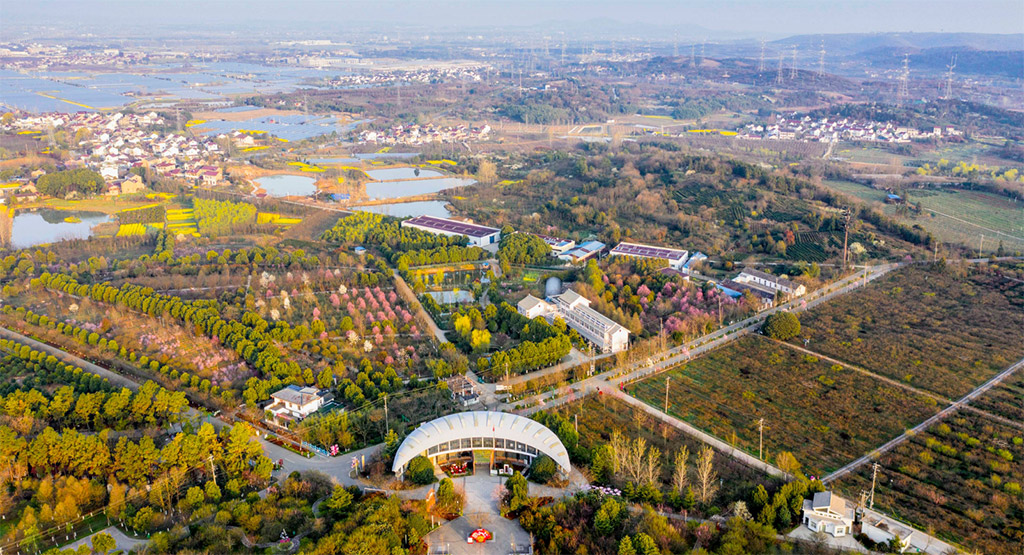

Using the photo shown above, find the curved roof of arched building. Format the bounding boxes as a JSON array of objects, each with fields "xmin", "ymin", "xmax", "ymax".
[{"xmin": 391, "ymin": 411, "xmax": 571, "ymax": 474}]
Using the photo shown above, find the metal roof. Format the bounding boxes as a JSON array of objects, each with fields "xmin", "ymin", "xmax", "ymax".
[
  {"xmin": 402, "ymin": 215, "xmax": 499, "ymax": 238},
  {"xmin": 610, "ymin": 241, "xmax": 688, "ymax": 262},
  {"xmin": 391, "ymin": 411, "xmax": 571, "ymax": 474}
]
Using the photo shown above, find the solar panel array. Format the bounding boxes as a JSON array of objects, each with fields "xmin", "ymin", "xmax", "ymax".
[
  {"xmin": 404, "ymin": 215, "xmax": 499, "ymax": 238},
  {"xmin": 610, "ymin": 242, "xmax": 687, "ymax": 261}
]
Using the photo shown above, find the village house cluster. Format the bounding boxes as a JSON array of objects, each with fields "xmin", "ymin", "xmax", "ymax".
[
  {"xmin": 318, "ymin": 64, "xmax": 487, "ymax": 86},
  {"xmin": 2, "ymin": 111, "xmax": 224, "ymax": 194},
  {"xmin": 358, "ymin": 122, "xmax": 491, "ymax": 145},
  {"xmin": 738, "ymin": 114, "xmax": 961, "ymax": 143},
  {"xmin": 0, "ymin": 43, "xmax": 147, "ymax": 69}
]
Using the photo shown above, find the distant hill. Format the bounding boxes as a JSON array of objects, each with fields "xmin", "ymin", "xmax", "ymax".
[
  {"xmin": 858, "ymin": 46, "xmax": 1024, "ymax": 79},
  {"xmin": 774, "ymin": 32, "xmax": 1024, "ymax": 53}
]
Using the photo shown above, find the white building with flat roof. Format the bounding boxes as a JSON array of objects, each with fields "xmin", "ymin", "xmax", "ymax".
[
  {"xmin": 609, "ymin": 242, "xmax": 689, "ymax": 270},
  {"xmin": 267, "ymin": 385, "xmax": 328, "ymax": 422},
  {"xmin": 801, "ymin": 492, "xmax": 854, "ymax": 538},
  {"xmin": 517, "ymin": 289, "xmax": 629, "ymax": 353},
  {"xmin": 401, "ymin": 215, "xmax": 500, "ymax": 247},
  {"xmin": 735, "ymin": 268, "xmax": 806, "ymax": 296}
]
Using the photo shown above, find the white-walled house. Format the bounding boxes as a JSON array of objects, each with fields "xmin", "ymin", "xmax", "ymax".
[
  {"xmin": 801, "ymin": 492, "xmax": 854, "ymax": 538},
  {"xmin": 266, "ymin": 385, "xmax": 329, "ymax": 422}
]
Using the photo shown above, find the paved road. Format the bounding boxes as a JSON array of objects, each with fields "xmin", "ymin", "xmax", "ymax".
[
  {"xmin": 0, "ymin": 325, "xmax": 141, "ymax": 391},
  {"xmin": 824, "ymin": 354, "xmax": 1024, "ymax": 484},
  {"xmin": 62, "ymin": 525, "xmax": 149, "ymax": 554},
  {"xmin": 516, "ymin": 263, "xmax": 900, "ymax": 415}
]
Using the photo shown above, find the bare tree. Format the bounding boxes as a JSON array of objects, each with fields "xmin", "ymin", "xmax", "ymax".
[
  {"xmin": 671, "ymin": 446, "xmax": 690, "ymax": 495},
  {"xmin": 695, "ymin": 445, "xmax": 719, "ymax": 504}
]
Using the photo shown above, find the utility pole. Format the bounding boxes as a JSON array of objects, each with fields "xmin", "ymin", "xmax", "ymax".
[
  {"xmin": 869, "ymin": 462, "xmax": 880, "ymax": 509},
  {"xmin": 574, "ymin": 414, "xmax": 578, "ymax": 434},
  {"xmin": 758, "ymin": 418, "xmax": 764, "ymax": 461},
  {"xmin": 208, "ymin": 454, "xmax": 217, "ymax": 483},
  {"xmin": 664, "ymin": 376, "xmax": 671, "ymax": 414},
  {"xmin": 384, "ymin": 393, "xmax": 389, "ymax": 435},
  {"xmin": 978, "ymin": 234, "xmax": 984, "ymax": 258}
]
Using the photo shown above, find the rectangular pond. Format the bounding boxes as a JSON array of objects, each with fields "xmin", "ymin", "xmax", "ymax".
[
  {"xmin": 365, "ymin": 167, "xmax": 445, "ymax": 181},
  {"xmin": 255, "ymin": 175, "xmax": 317, "ymax": 197},
  {"xmin": 364, "ymin": 177, "xmax": 475, "ymax": 200},
  {"xmin": 355, "ymin": 200, "xmax": 452, "ymax": 218}
]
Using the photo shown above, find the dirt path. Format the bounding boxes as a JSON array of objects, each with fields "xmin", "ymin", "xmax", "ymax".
[{"xmin": 393, "ymin": 270, "xmax": 446, "ymax": 343}]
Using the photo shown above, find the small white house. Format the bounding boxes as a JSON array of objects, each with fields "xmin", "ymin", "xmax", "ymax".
[
  {"xmin": 736, "ymin": 268, "xmax": 807, "ymax": 296},
  {"xmin": 862, "ymin": 512, "xmax": 913, "ymax": 553},
  {"xmin": 801, "ymin": 492, "xmax": 854, "ymax": 538},
  {"xmin": 267, "ymin": 385, "xmax": 328, "ymax": 422}
]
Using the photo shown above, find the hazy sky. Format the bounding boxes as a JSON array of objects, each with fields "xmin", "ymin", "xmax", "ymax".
[{"xmin": 5, "ymin": 0, "xmax": 1024, "ymax": 37}]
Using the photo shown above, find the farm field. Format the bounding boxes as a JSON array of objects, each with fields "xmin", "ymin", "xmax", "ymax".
[
  {"xmin": 832, "ymin": 413, "xmax": 1024, "ymax": 555},
  {"xmin": 546, "ymin": 395, "xmax": 775, "ymax": 504},
  {"xmin": 628, "ymin": 335, "xmax": 941, "ymax": 477},
  {"xmin": 970, "ymin": 371, "xmax": 1024, "ymax": 424},
  {"xmin": 821, "ymin": 180, "xmax": 1024, "ymax": 252},
  {"xmin": 792, "ymin": 264, "xmax": 1024, "ymax": 398}
]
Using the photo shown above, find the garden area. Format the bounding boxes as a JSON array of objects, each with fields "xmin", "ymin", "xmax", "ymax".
[
  {"xmin": 791, "ymin": 263, "xmax": 1024, "ymax": 398},
  {"xmin": 629, "ymin": 335, "xmax": 942, "ymax": 477},
  {"xmin": 832, "ymin": 412, "xmax": 1024, "ymax": 555}
]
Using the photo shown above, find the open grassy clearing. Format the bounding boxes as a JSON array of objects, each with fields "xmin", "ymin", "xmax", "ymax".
[
  {"xmin": 547, "ymin": 396, "xmax": 775, "ymax": 505},
  {"xmin": 628, "ymin": 335, "xmax": 941, "ymax": 477},
  {"xmin": 832, "ymin": 413, "xmax": 1024, "ymax": 555},
  {"xmin": 792, "ymin": 264, "xmax": 1024, "ymax": 398}
]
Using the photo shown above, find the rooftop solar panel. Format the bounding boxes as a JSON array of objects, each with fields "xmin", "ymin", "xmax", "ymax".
[{"xmin": 403, "ymin": 215, "xmax": 499, "ymax": 237}]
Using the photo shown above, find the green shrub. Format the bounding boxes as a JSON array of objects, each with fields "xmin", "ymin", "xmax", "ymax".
[
  {"xmin": 528, "ymin": 454, "xmax": 558, "ymax": 483},
  {"xmin": 762, "ymin": 312, "xmax": 801, "ymax": 340},
  {"xmin": 405, "ymin": 455, "xmax": 436, "ymax": 485}
]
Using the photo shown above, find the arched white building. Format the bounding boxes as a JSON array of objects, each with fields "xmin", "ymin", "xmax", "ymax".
[{"xmin": 392, "ymin": 411, "xmax": 571, "ymax": 478}]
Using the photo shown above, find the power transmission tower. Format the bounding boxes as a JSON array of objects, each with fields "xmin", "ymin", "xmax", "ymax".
[
  {"xmin": 790, "ymin": 46, "xmax": 798, "ymax": 79},
  {"xmin": 897, "ymin": 54, "xmax": 910, "ymax": 104},
  {"xmin": 690, "ymin": 45, "xmax": 696, "ymax": 68},
  {"xmin": 944, "ymin": 54, "xmax": 957, "ymax": 100},
  {"xmin": 700, "ymin": 40, "xmax": 706, "ymax": 65},
  {"xmin": 869, "ymin": 462, "xmax": 880, "ymax": 509},
  {"xmin": 758, "ymin": 39, "xmax": 766, "ymax": 72},
  {"xmin": 817, "ymin": 40, "xmax": 826, "ymax": 77},
  {"xmin": 776, "ymin": 52, "xmax": 785, "ymax": 84},
  {"xmin": 673, "ymin": 34, "xmax": 679, "ymax": 58}
]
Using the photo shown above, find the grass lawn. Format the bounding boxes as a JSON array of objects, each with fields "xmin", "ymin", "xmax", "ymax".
[
  {"xmin": 546, "ymin": 396, "xmax": 777, "ymax": 507},
  {"xmin": 629, "ymin": 335, "xmax": 941, "ymax": 477},
  {"xmin": 791, "ymin": 264, "xmax": 1024, "ymax": 398},
  {"xmin": 832, "ymin": 413, "xmax": 1024, "ymax": 555}
]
